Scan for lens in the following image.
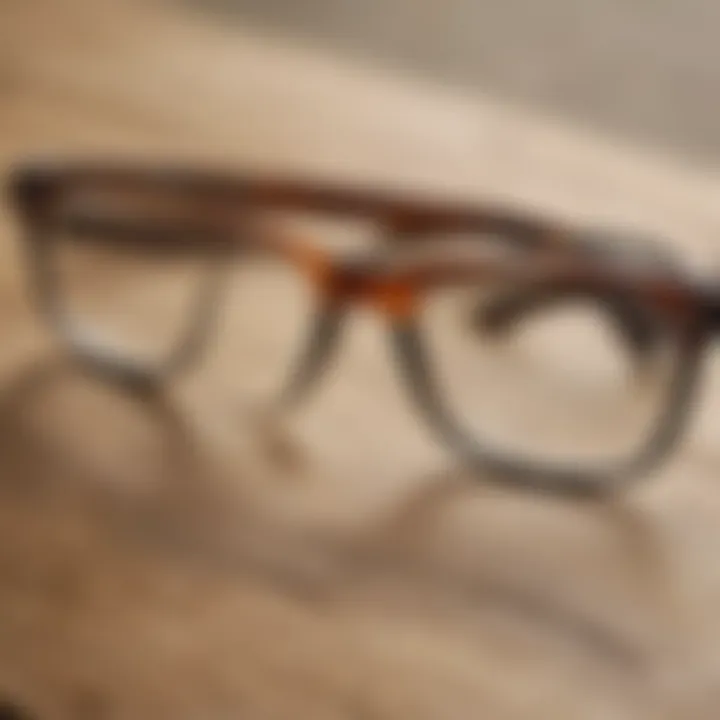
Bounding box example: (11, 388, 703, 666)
(208, 254, 318, 400)
(43, 223, 220, 368)
(420, 281, 681, 469)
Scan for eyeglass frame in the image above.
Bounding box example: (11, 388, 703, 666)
(7, 158, 717, 497)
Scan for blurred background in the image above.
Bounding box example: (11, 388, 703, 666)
(2, 1, 720, 719)
(193, 0, 720, 169)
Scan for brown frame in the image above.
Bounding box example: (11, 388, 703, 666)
(7, 158, 717, 496)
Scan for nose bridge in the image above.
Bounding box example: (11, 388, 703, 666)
(329, 253, 418, 318)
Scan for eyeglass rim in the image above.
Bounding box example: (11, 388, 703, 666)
(9, 157, 718, 494)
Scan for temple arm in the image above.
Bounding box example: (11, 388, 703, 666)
(470, 228, 682, 360)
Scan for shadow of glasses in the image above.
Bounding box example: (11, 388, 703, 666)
(0, 352, 347, 604)
(0, 354, 261, 548)
(328, 463, 700, 673)
(0, 354, 700, 685)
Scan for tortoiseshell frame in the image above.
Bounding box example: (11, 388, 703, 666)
(7, 159, 717, 497)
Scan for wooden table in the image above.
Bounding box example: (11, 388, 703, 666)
(2, 1, 720, 717)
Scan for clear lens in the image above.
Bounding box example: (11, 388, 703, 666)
(208, 255, 318, 400)
(420, 282, 681, 468)
(44, 225, 318, 400)
(47, 225, 217, 365)
(37, 192, 342, 400)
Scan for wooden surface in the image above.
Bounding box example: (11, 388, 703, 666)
(3, 1, 720, 718)
(198, 0, 720, 168)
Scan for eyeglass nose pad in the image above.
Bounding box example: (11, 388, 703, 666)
(278, 302, 344, 408)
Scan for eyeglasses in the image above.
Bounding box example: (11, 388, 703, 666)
(7, 159, 714, 497)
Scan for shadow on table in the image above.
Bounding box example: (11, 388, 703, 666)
(0, 353, 694, 680)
